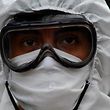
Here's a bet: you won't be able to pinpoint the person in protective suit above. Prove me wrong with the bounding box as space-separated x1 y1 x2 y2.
0 0 110 110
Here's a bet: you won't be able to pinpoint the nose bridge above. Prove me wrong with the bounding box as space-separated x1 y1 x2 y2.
42 29 54 45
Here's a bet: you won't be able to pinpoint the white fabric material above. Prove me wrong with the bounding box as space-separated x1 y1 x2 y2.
55 48 82 62
10 49 41 66
1 84 110 110
0 0 110 110
10 48 81 66
8 56 89 110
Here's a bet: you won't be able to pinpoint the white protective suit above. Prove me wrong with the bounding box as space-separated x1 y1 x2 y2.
0 0 110 110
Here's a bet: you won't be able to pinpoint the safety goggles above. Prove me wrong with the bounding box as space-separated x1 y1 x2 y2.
0 13 97 72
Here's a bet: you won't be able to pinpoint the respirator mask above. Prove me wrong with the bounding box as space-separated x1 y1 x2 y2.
0 11 97 110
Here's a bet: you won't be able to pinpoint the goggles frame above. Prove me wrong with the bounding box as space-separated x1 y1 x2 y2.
0 13 97 72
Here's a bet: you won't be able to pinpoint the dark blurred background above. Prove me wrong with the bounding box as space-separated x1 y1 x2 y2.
105 0 110 8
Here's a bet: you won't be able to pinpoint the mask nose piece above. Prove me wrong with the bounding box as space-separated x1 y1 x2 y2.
38 56 57 69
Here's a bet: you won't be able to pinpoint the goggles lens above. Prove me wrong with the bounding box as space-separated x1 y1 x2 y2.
6 26 91 58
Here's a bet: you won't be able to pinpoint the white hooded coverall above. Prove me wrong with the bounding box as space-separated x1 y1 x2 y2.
0 0 110 110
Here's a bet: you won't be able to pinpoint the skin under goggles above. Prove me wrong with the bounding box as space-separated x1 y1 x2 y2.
0 12 97 72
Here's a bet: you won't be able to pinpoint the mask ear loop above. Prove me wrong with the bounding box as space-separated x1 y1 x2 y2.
3 64 23 110
73 59 95 110
73 80 90 110
5 81 24 110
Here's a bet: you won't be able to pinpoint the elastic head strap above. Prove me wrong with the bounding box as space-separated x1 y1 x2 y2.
5 81 24 110
73 80 90 110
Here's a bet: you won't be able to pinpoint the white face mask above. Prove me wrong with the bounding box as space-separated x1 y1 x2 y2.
8 49 90 110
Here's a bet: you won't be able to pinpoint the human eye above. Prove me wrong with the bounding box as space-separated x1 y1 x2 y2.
19 33 41 53
8 31 42 58
57 32 79 47
21 35 42 51
23 38 38 47
61 35 78 45
54 31 81 56
20 31 41 49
